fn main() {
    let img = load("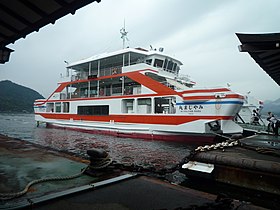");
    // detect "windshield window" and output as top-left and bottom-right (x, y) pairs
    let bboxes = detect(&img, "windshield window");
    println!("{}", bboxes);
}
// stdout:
(145, 59), (152, 65)
(154, 59), (164, 68)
